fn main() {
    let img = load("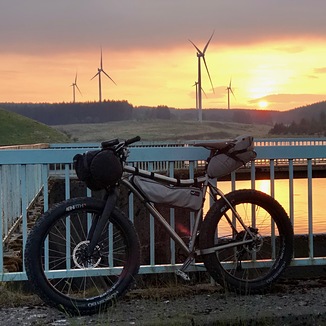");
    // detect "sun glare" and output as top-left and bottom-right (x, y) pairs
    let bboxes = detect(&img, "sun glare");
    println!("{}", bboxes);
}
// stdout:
(258, 101), (269, 109)
(256, 180), (270, 195)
